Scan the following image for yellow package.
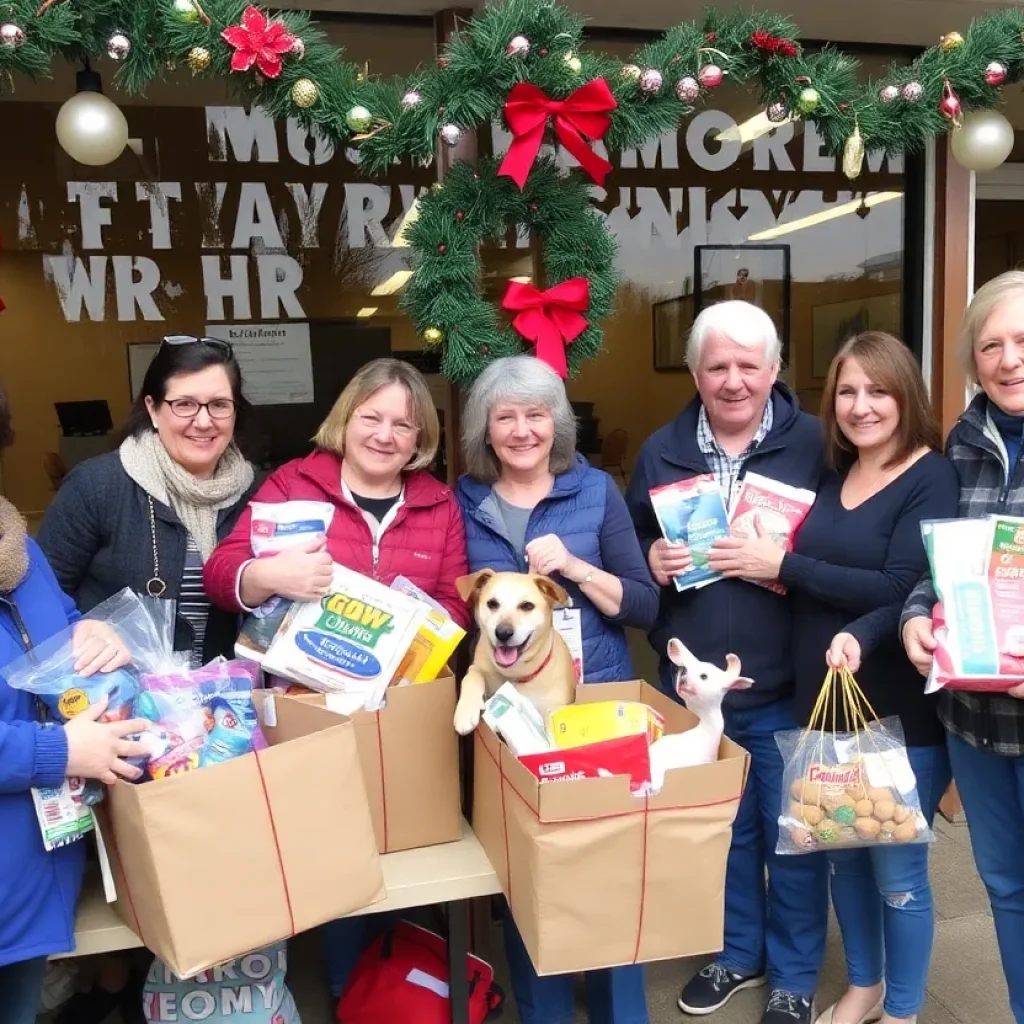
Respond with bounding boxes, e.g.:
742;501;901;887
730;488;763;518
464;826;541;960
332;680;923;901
388;577;466;685
549;700;665;750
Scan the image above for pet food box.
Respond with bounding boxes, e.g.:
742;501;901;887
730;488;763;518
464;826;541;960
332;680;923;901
473;680;749;976
101;695;384;979
284;670;462;853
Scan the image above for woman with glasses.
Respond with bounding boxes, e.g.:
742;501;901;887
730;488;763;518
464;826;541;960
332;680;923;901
35;336;257;1021
203;357;468;1006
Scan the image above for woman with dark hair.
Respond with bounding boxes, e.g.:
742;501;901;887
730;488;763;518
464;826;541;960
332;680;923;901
0;383;149;1023
36;335;257;1022
709;332;959;1024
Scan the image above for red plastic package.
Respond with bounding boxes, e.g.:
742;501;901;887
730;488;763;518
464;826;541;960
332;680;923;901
518;733;652;793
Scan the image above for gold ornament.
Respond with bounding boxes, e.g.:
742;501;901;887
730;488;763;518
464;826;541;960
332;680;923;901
187;46;212;72
430;182;444;194
291;78;319;109
843;121;865;180
424;327;443;343
346;105;373;133
940;31;964;51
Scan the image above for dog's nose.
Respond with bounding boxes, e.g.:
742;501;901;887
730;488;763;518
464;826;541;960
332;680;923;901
495;623;515;644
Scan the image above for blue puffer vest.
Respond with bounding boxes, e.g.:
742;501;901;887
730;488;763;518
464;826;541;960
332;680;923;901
457;455;633;683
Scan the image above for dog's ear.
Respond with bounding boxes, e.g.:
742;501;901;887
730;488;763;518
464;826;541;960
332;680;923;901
456;569;496;605
532;575;570;608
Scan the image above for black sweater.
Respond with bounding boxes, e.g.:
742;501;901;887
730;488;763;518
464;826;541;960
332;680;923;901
783;451;959;747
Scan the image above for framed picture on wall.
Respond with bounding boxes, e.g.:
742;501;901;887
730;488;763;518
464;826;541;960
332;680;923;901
652;290;693;372
693;244;792;367
811;293;901;379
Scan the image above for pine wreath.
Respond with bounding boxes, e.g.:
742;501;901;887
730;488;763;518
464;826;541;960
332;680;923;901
403;157;617;383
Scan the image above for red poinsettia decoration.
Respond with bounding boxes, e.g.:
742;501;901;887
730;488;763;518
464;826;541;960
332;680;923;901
751;29;798;58
221;6;296;79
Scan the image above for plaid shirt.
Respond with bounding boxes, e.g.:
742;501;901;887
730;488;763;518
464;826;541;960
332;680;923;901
697;400;774;513
903;393;1024;757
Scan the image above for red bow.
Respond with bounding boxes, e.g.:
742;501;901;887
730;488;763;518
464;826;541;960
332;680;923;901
503;278;590;378
499;79;617;190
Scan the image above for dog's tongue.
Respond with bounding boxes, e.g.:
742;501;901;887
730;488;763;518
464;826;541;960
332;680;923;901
494;645;519;668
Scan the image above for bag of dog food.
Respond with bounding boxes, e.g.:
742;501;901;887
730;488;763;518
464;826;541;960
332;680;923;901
776;668;932;854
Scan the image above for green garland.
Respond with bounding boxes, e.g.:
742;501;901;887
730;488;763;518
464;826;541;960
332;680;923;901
403;157;617;382
4;0;1024;379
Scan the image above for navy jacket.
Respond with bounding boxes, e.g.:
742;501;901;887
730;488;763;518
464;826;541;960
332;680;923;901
626;384;824;707
457;455;658;683
0;540;85;968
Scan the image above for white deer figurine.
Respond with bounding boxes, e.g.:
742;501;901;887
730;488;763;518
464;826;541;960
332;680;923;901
648;638;753;791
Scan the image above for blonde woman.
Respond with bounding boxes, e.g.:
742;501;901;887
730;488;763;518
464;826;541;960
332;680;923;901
204;357;468;1005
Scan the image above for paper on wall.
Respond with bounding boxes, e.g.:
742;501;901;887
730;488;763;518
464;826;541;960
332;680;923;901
204;323;314;405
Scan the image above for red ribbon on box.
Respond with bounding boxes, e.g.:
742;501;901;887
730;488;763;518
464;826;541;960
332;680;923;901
502;277;590;378
498;79;617;189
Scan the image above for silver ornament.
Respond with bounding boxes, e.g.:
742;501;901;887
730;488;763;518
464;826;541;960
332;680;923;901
107;33;131;61
0;23;25;48
440;123;463;146
901;81;924;103
675;76;700;103
766;100;789;123
506;35;530;57
951;109;1015;173
639;68;663;95
879;84;900;104
401;89;422;109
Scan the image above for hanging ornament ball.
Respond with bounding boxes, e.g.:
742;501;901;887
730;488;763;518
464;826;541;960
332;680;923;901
639;68;664;94
290;37;305;59
56;91;129;166
767;100;789;123
0;23;25;48
345;105;373;133
437;244;447;255
424;327;443;344
506;35;530;57
291;79;319;109
455;210;465;221
951;109;1015;172
985;61;1008;87
440;123;463;146
901;81;924;103
939;90;962;122
797;87;821;114
940;31;965;51
187;46;212;72
564;52;582;73
621;63;641;82
843;124;865;180
173;0;200;22
698;64;724;89
879;84;900;104
107;32;131;61
675;76;700;103
401;89;422;109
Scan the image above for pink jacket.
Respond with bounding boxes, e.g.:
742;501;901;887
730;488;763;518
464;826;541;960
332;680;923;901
203;450;470;629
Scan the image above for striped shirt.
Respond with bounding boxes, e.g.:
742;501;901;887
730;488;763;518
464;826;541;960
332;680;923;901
696;400;774;513
179;535;210;668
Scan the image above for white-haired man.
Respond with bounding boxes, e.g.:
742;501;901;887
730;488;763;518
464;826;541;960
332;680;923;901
626;301;828;1024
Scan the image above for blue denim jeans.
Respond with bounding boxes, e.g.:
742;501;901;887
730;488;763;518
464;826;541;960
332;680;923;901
719;697;829;996
321;911;402;998
503;904;649;1024
827;743;952;1018
0;956;47;1024
947;732;1024;1024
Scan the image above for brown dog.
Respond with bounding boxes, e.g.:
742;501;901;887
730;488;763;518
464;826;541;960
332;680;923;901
453;569;576;735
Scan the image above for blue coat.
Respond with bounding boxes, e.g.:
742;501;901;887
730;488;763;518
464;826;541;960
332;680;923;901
625;384;824;708
0;540;84;968
457;455;658;683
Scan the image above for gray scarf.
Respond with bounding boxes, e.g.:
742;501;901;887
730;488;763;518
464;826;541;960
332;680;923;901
119;431;254;560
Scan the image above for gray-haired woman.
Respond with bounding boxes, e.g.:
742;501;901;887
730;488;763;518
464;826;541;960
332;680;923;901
457;354;657;1024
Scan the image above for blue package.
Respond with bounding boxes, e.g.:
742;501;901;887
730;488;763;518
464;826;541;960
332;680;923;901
39;667;139;725
200;695;265;766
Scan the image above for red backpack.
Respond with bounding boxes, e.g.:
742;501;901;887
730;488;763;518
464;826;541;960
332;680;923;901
337;920;504;1023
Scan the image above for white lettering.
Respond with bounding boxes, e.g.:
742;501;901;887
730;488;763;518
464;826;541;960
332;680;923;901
232;182;285;249
620;132;678;170
195;182;229;249
240;952;272;979
867;148;904;174
44;253;106;320
67;181;117;249
345;183;391;247
803;121;835;173
258;254;305;318
206;106;279;163
158;992;177;1020
686;112;740;171
136;182;182;250
287;183;328;247
181;990;216;1020
113;255;164;321
221;986;254;1012
202;254;251;320
754;123;795;171
632;187;680;247
286;116;335;164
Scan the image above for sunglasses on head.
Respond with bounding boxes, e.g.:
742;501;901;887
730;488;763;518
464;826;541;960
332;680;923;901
161;334;233;355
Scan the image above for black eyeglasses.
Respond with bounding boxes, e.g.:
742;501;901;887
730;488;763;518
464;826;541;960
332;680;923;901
166;398;237;420
161;334;233;356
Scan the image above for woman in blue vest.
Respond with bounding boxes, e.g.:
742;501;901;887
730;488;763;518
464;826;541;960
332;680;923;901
458;354;658;1024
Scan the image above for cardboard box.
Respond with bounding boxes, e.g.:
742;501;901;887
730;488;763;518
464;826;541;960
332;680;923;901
103;696;385;979
473;680;749;976
289;671;462;853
